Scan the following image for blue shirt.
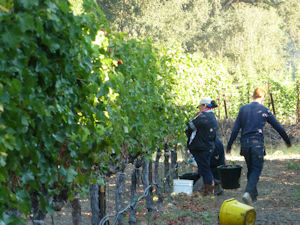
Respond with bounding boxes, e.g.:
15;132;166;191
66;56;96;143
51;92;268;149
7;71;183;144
227;102;291;150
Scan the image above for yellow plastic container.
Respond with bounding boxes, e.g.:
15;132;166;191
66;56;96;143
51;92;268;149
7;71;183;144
219;198;256;225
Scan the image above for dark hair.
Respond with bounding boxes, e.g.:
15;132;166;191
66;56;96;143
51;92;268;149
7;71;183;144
211;100;218;108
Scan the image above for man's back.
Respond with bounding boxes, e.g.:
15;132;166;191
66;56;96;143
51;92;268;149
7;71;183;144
227;101;290;149
238;102;269;141
226;87;291;205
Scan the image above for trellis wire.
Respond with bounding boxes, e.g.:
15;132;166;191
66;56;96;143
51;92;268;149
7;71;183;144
99;184;157;225
99;156;188;225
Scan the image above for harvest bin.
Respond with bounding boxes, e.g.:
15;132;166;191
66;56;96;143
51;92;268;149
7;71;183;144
217;165;242;189
219;198;256;225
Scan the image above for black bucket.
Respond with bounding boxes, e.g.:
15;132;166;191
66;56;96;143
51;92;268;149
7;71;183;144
217;165;242;189
179;172;200;184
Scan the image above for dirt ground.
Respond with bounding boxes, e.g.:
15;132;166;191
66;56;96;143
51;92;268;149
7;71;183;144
194;156;300;225
35;120;300;225
40;154;300;225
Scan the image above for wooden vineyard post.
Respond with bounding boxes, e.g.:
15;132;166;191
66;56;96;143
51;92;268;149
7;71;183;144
149;161;153;185
267;82;271;109
71;193;82;225
270;93;276;117
171;145;178;179
142;160;155;220
129;164;138;225
115;172;125;225
99;186;107;225
90;183;108;225
217;95;221;119
223;94;228;119
248;88;250;103
129;159;143;225
154;148;163;214
90;184;98;225
164;143;172;202
136;166;141;187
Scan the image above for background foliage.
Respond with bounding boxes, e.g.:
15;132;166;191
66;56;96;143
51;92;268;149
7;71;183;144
97;0;299;121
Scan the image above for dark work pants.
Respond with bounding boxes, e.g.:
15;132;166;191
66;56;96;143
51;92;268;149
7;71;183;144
191;149;214;185
241;140;265;201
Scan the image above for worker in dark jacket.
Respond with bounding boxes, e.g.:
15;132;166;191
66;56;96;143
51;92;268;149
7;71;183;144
186;97;218;195
226;87;291;204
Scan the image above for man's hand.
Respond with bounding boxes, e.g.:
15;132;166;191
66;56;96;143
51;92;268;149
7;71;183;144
286;143;292;148
226;148;231;154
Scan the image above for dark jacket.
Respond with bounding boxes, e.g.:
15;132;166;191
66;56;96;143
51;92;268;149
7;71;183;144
211;136;225;168
186;110;218;152
227;102;291;150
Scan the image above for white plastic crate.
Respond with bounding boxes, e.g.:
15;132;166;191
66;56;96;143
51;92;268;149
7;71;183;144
173;179;193;195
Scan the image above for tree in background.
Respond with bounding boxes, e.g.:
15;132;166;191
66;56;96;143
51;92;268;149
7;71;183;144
97;0;212;50
97;0;300;121
97;0;298;80
277;0;300;81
